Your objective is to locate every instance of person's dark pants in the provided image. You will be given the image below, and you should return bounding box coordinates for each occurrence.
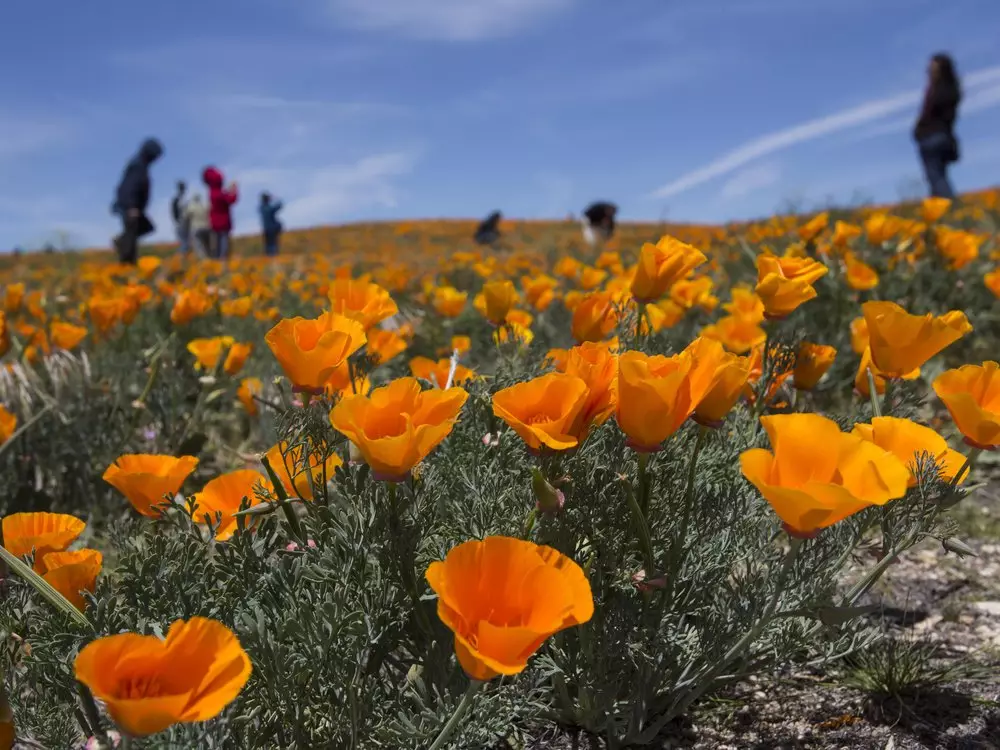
[474,229,500,246]
[918,132,956,199]
[263,231,280,257]
[114,215,140,265]
[210,231,231,259]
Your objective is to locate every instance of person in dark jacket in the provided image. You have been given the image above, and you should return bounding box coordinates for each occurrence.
[914,53,961,199]
[171,180,190,255]
[112,138,163,264]
[474,210,502,246]
[258,192,284,257]
[202,166,239,259]
[582,201,617,247]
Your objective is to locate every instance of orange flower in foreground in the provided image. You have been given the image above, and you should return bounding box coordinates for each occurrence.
[480,280,518,326]
[223,342,252,376]
[562,341,618,433]
[50,321,88,351]
[367,328,408,365]
[723,285,765,323]
[854,346,919,398]
[410,356,476,388]
[493,373,589,453]
[103,454,199,517]
[0,405,16,445]
[754,255,828,319]
[330,378,468,481]
[74,617,252,737]
[862,301,971,378]
[693,350,751,427]
[192,470,273,541]
[798,212,829,243]
[264,441,343,501]
[36,549,103,610]
[794,343,836,390]
[265,312,367,394]
[616,337,724,452]
[2,512,85,559]
[850,316,869,354]
[432,286,468,317]
[630,235,707,303]
[571,291,619,343]
[920,196,951,224]
[852,417,966,487]
[425,536,593,681]
[740,413,909,537]
[933,361,1000,450]
[328,278,398,330]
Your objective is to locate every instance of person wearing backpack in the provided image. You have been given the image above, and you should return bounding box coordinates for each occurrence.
[111,138,162,264]
[258,192,284,257]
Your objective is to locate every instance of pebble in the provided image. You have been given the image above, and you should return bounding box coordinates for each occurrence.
[971,600,1000,616]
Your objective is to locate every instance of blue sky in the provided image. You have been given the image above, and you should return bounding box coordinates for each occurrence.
[3,0,1000,249]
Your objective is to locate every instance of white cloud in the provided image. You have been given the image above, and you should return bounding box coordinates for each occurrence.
[719,163,781,199]
[650,64,1000,199]
[325,0,574,41]
[0,116,73,161]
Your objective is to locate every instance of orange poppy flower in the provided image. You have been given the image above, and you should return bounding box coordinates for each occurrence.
[850,316,869,354]
[219,296,253,317]
[831,221,862,249]
[935,227,983,270]
[0,405,16,445]
[3,283,24,314]
[223,342,252,376]
[920,196,951,224]
[192,470,273,541]
[932,361,1000,450]
[854,346,920,398]
[862,301,971,378]
[409,356,476,388]
[494,321,535,348]
[561,341,618,432]
[50,321,88,351]
[432,286,468,317]
[986,268,1000,298]
[578,265,607,290]
[451,335,471,356]
[36,549,103,611]
[845,256,879,291]
[425,536,593,681]
[616,337,724,452]
[571,291,619,343]
[740,413,909,537]
[323,361,371,400]
[670,276,714,311]
[797,212,828,243]
[237,377,262,415]
[794,343,836,390]
[630,235,707,303]
[187,336,235,371]
[170,289,213,325]
[328,278,399,330]
[723,285,765,323]
[522,274,559,311]
[103,454,199,517]
[264,441,343,501]
[329,378,468,481]
[700,314,766,355]
[367,328,408,365]
[693,350,751,427]
[493,373,590,452]
[754,255,828,319]
[2,512,85,559]
[864,212,904,246]
[265,312,367,394]
[480,280,518,326]
[852,417,966,487]
[74,617,252,737]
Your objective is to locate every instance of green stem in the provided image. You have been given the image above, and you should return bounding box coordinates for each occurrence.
[667,427,707,603]
[260,454,305,545]
[76,682,108,743]
[428,680,483,750]
[387,483,434,640]
[635,301,647,339]
[0,402,55,462]
[637,452,651,517]
[865,368,882,418]
[0,546,91,629]
[622,478,655,575]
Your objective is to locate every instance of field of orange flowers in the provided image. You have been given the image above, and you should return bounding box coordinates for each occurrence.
[0,190,999,749]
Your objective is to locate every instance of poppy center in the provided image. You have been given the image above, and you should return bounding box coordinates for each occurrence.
[117,674,164,700]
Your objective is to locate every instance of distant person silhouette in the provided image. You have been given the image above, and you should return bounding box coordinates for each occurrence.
[474,211,502,246]
[183,194,210,258]
[112,138,162,264]
[582,201,617,248]
[259,192,284,257]
[914,53,961,199]
[171,180,190,255]
[202,166,238,259]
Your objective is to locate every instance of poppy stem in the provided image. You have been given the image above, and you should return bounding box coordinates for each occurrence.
[428,680,483,750]
[260,454,305,545]
[865,368,882,418]
[637,452,651,517]
[635,301,647,339]
[386,482,435,641]
[667,426,708,604]
[75,683,109,745]
[0,546,91,629]
[622,476,655,576]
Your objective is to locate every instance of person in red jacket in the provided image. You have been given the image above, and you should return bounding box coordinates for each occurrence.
[201,166,239,259]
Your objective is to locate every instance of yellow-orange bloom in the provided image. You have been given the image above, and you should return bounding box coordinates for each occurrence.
[480,280,518,326]
[740,414,909,537]
[432,286,468,317]
[831,221,862,248]
[328,278,398,330]
[616,337,724,451]
[330,378,468,481]
[493,373,589,452]
[223,342,252,376]
[103,454,199,517]
[723,285,765,323]
[367,328,408,365]
[451,335,471,355]
[74,617,252,737]
[0,405,16,445]
[933,361,1000,450]
[798,212,828,243]
[237,377,262,415]
[850,316,869,354]
[220,296,253,317]
[986,268,1000,298]
[845,256,879,291]
[410,356,476,388]
[700,314,766,355]
[865,212,904,245]
[862,301,971,378]
[562,341,618,433]
[630,235,707,303]
[754,255,827,319]
[794,343,836,390]
[265,312,367,394]
[920,196,952,224]
[935,227,983,270]
[4,283,24,314]
[170,289,213,325]
[693,350,751,427]
[264,441,343,501]
[192,470,273,541]
[571,291,619,343]
[2,512,85,559]
[36,549,102,611]
[852,417,966,487]
[425,536,593,681]
[187,336,235,371]
[522,274,559,311]
[854,346,920,398]
[50,321,88,351]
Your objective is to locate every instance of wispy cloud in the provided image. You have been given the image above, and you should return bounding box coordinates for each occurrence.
[650,64,1000,199]
[719,163,781,200]
[325,0,574,41]
[0,116,74,161]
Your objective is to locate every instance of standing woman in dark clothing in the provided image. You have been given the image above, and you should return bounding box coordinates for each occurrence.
[112,138,163,264]
[914,53,961,199]
[474,210,502,246]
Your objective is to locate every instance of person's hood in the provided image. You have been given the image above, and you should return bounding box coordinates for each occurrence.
[202,166,224,188]
[138,138,163,164]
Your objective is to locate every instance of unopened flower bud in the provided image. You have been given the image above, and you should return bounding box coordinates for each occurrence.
[531,467,564,515]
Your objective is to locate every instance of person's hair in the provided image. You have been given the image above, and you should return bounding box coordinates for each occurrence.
[261,192,272,203]
[177,180,186,191]
[931,53,961,95]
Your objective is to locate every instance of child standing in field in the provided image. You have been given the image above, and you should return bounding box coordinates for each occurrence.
[202,166,238,259]
[258,192,284,257]
[183,193,211,258]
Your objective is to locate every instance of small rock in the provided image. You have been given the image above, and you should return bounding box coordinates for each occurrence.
[972,601,1000,616]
